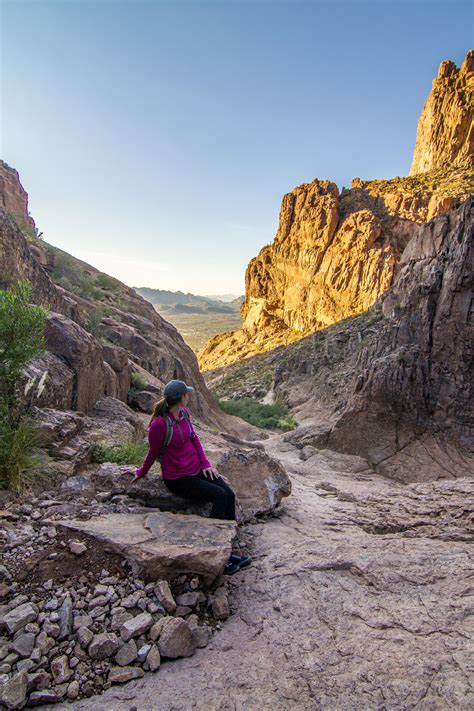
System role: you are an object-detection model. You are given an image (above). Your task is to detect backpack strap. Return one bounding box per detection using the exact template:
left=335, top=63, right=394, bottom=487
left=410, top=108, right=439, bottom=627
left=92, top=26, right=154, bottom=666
left=181, top=407, right=196, bottom=439
left=156, top=415, right=174, bottom=463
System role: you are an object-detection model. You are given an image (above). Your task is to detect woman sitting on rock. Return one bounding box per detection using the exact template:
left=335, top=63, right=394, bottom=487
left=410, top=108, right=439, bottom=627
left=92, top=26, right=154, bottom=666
left=133, top=379, right=251, bottom=575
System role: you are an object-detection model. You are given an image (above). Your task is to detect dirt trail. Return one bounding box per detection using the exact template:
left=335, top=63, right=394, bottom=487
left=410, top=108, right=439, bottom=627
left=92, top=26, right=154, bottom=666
left=65, top=433, right=474, bottom=711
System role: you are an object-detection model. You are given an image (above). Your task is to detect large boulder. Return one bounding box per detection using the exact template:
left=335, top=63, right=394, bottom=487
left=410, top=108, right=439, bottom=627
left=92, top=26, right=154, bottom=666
left=81, top=443, right=291, bottom=521
left=57, top=511, right=236, bottom=580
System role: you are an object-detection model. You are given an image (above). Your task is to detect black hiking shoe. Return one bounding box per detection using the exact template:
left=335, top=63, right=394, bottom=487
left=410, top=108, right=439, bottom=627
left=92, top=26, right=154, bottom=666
left=224, top=562, right=240, bottom=575
left=230, top=554, right=252, bottom=569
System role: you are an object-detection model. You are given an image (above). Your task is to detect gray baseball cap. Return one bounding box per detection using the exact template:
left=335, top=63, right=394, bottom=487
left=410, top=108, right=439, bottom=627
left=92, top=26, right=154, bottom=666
left=163, top=379, right=194, bottom=399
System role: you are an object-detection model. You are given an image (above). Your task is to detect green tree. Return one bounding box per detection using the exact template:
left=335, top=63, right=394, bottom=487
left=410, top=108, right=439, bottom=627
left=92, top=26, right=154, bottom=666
left=0, top=279, right=49, bottom=492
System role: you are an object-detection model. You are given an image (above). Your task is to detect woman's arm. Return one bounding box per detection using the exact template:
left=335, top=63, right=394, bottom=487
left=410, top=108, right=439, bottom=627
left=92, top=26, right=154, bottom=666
left=135, top=418, right=166, bottom=477
left=190, top=430, right=211, bottom=469
left=184, top=407, right=211, bottom=469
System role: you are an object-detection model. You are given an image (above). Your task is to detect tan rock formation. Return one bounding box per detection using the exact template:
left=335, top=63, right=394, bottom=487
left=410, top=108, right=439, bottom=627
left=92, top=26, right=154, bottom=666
left=199, top=51, right=473, bottom=371
left=410, top=50, right=473, bottom=175
left=208, top=198, right=473, bottom=483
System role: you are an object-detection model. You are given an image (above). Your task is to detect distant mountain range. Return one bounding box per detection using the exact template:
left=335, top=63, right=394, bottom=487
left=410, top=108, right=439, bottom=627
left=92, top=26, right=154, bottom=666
left=133, top=287, right=244, bottom=315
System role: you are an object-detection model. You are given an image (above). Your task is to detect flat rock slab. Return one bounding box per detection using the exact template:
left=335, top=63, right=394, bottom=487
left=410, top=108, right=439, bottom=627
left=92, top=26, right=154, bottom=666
left=57, top=512, right=236, bottom=581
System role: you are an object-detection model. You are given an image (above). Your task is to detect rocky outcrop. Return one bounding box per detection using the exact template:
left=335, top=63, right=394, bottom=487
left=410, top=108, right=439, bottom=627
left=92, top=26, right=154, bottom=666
left=30, top=398, right=146, bottom=475
left=410, top=50, right=473, bottom=175
left=0, top=160, right=36, bottom=231
left=0, top=210, right=78, bottom=321
left=327, top=196, right=474, bottom=480
left=199, top=52, right=473, bottom=370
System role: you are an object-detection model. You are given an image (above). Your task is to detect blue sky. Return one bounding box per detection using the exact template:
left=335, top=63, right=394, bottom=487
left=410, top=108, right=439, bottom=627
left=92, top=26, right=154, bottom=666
left=1, top=0, right=471, bottom=295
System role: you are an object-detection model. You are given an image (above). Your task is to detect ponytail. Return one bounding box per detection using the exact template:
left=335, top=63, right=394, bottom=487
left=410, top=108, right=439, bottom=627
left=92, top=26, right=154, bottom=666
left=149, top=394, right=183, bottom=427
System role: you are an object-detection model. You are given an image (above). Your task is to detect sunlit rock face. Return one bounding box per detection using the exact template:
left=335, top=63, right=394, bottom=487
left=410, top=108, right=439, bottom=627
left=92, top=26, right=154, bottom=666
left=199, top=51, right=473, bottom=371
left=410, top=50, right=473, bottom=175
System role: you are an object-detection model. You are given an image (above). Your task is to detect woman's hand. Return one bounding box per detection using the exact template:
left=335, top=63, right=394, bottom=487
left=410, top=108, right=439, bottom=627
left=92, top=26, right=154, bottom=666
left=202, top=467, right=219, bottom=480
left=133, top=467, right=146, bottom=479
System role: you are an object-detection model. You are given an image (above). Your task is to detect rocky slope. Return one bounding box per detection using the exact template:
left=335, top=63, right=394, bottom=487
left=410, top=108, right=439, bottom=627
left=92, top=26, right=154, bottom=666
left=206, top=197, right=473, bottom=484
left=199, top=51, right=473, bottom=370
left=0, top=159, right=270, bottom=443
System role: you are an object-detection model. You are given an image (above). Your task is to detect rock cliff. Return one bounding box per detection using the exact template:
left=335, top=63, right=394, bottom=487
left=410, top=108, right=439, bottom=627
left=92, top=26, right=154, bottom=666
left=199, top=51, right=473, bottom=370
left=410, top=49, right=473, bottom=174
left=206, top=197, right=473, bottom=483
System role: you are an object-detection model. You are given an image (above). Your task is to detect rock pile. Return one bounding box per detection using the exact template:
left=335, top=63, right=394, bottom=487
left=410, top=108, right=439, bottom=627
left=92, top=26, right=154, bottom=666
left=0, top=495, right=238, bottom=708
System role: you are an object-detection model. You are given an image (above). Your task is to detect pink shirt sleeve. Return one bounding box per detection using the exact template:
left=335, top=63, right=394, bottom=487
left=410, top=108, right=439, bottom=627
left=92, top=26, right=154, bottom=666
left=136, top=417, right=166, bottom=476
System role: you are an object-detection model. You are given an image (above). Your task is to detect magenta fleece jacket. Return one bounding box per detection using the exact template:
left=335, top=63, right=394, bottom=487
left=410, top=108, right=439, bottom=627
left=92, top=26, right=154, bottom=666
left=135, top=407, right=211, bottom=480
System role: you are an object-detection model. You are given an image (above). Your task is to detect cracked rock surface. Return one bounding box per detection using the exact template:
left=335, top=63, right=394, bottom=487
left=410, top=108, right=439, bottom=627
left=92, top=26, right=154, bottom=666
left=66, top=433, right=474, bottom=710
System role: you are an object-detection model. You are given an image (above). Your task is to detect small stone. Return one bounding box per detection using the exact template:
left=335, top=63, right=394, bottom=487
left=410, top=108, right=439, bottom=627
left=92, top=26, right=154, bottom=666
left=212, top=596, right=230, bottom=620
left=58, top=597, right=73, bottom=640
left=16, top=658, right=35, bottom=673
left=73, top=614, right=93, bottom=631
left=120, top=612, right=153, bottom=643
left=51, top=654, right=73, bottom=684
left=137, top=643, right=151, bottom=663
left=42, top=620, right=60, bottom=639
left=121, top=591, right=143, bottom=609
left=0, top=670, right=28, bottom=709
left=110, top=611, right=132, bottom=632
left=108, top=666, right=144, bottom=684
left=66, top=680, right=80, bottom=699
left=10, top=632, right=35, bottom=658
left=175, top=592, right=201, bottom=607
left=0, top=603, right=38, bottom=635
left=88, top=632, right=119, bottom=660
left=144, top=644, right=161, bottom=672
left=27, top=670, right=51, bottom=692
left=88, top=595, right=108, bottom=609
left=153, top=581, right=176, bottom=613
left=148, top=618, right=165, bottom=642
left=28, top=689, right=59, bottom=705
left=43, top=580, right=53, bottom=591
left=157, top=618, right=196, bottom=659
left=35, top=631, right=54, bottom=655
left=43, top=598, right=59, bottom=611
left=114, top=639, right=137, bottom=666
left=69, top=541, right=87, bottom=556
left=77, top=627, right=93, bottom=648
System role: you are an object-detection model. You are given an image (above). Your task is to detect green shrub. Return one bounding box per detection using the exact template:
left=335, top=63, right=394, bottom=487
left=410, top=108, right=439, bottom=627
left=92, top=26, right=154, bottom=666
left=0, top=279, right=49, bottom=492
left=92, top=440, right=149, bottom=466
left=0, top=415, right=50, bottom=494
left=218, top=398, right=297, bottom=431
left=130, top=372, right=147, bottom=391
left=84, top=305, right=112, bottom=337
left=95, top=274, right=119, bottom=291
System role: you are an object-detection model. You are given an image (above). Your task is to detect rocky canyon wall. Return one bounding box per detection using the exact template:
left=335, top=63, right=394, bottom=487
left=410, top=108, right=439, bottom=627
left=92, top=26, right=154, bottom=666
left=199, top=51, right=473, bottom=371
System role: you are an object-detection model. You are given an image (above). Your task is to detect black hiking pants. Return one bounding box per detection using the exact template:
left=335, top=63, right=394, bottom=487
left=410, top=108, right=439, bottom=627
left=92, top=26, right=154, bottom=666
left=163, top=470, right=236, bottom=520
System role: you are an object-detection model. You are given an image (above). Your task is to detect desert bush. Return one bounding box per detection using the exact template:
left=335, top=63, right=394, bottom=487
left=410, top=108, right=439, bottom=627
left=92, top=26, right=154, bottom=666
left=218, top=398, right=296, bottom=431
left=92, top=440, right=149, bottom=465
left=0, top=279, right=49, bottom=492
left=84, top=305, right=112, bottom=337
